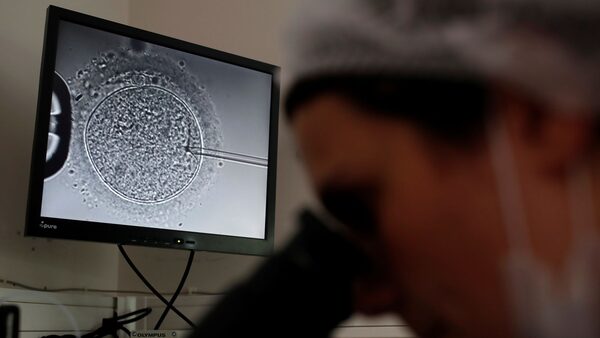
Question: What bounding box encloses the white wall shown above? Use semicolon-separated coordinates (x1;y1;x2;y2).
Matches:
118;0;316;296
0;288;117;337
0;0;129;291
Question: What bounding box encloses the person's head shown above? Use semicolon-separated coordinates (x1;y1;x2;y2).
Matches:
284;1;600;337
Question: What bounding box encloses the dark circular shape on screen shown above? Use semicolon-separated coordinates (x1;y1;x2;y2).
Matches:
84;85;203;204
45;72;72;180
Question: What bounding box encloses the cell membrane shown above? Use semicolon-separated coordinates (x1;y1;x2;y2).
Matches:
61;46;223;228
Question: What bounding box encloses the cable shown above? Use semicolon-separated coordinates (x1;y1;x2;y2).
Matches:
154;249;194;330
117;244;197;329
40;308;153;338
80;307;152;338
0;279;222;296
115;307;153;326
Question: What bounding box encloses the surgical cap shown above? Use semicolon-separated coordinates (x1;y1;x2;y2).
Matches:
283;0;600;112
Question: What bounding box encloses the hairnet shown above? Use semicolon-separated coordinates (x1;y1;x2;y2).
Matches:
283;0;600;112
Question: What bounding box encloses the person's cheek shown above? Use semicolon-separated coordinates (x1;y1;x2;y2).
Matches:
376;172;513;338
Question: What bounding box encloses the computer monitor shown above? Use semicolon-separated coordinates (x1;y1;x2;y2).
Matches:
25;6;279;255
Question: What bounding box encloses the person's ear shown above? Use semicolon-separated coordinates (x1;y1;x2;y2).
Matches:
493;86;595;175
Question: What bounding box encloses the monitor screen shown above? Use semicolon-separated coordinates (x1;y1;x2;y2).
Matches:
26;6;279;255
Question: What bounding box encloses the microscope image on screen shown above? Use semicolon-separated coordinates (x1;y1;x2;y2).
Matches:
85;85;205;205
40;21;272;240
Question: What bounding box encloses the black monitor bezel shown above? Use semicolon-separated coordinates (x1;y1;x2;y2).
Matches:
25;6;279;256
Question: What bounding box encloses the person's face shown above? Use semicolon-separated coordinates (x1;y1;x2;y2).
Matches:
292;92;512;337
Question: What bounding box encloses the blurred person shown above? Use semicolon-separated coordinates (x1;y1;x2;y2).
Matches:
193;1;600;337
284;0;600;337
